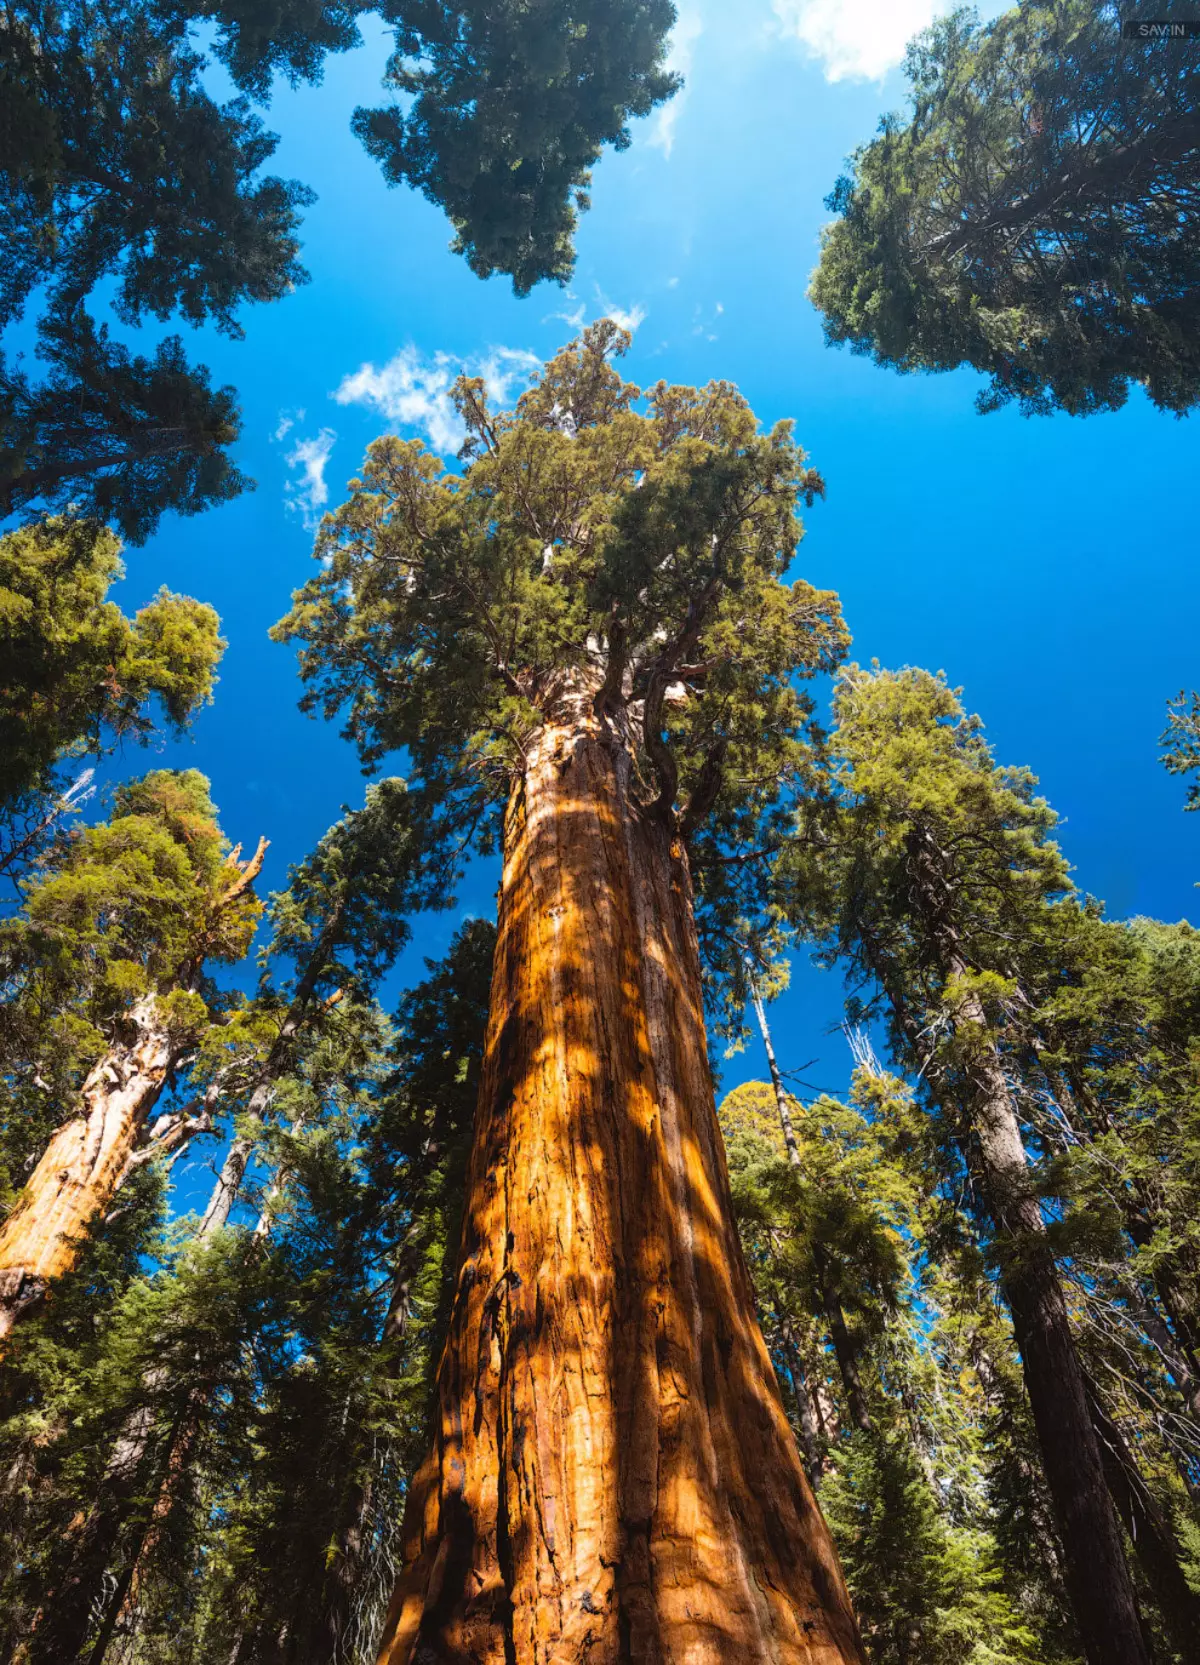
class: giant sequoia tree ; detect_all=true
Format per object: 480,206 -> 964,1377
811,0 -> 1200,416
275,323 -> 864,1662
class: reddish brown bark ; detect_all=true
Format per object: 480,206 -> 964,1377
377,698 -> 863,1665
0,996 -> 176,1342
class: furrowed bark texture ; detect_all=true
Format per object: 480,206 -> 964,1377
377,708 -> 863,1665
0,997 -> 174,1341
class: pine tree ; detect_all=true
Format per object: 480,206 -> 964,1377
786,664 -> 1152,1665
274,322 -> 863,1661
810,1 -> 1200,416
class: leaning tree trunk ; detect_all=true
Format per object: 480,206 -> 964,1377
376,697 -> 863,1665
0,996 -> 175,1342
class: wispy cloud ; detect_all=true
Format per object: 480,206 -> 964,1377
284,428 -> 336,529
648,3 -> 704,157
544,291 -> 588,332
600,297 -> 647,336
334,345 -> 541,455
273,408 -> 304,443
773,0 -> 946,82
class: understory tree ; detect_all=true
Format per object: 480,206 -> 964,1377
274,321 -> 864,1661
811,1 -> 1200,416
0,920 -> 494,1665
721,1057 -> 1061,1665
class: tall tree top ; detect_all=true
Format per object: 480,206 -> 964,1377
787,665 -> 1071,1001
275,324 -> 848,1003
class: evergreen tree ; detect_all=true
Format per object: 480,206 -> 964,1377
786,664 -> 1153,1665
1,0 -> 678,534
0,769 -> 265,1339
810,1 -> 1200,416
821,1429 -> 1040,1665
0,517 -> 223,818
353,0 -> 679,294
274,322 -> 864,1660
1163,691 -> 1200,810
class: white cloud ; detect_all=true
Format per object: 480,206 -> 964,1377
648,3 -> 704,157
334,345 -> 541,455
773,0 -> 947,82
273,408 -> 304,443
544,291 -> 587,332
285,428 -> 336,529
602,300 -> 647,335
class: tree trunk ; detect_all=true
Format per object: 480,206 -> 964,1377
0,996 -> 175,1342
778,1312 -> 824,1488
1085,1379 -> 1200,1664
901,823 -> 1151,1665
952,981 -> 1151,1665
376,700 -> 863,1664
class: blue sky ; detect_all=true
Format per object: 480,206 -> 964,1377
91,0 -> 1199,1156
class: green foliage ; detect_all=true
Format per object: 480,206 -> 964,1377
1163,691 -> 1200,812
70,921 -> 494,1665
261,776 -> 458,1003
274,322 -> 847,1023
0,517 -> 223,812
0,0 -> 313,535
0,0 -> 678,535
0,314 -> 250,542
719,1065 -> 1078,1660
0,769 -> 262,1195
354,0 -> 679,293
822,1429 -> 1040,1665
811,1 -> 1200,416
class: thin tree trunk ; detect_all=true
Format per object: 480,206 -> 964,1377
905,826 -> 1151,1665
749,981 -> 871,1433
376,696 -> 863,1664
200,915 -> 343,1238
778,1312 -> 824,1487
0,997 -> 175,1342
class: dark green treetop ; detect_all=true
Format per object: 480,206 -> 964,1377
274,323 -> 847,1015
1,1 -> 678,534
354,0 -> 679,293
787,663 -> 1069,1030
810,1 -> 1200,416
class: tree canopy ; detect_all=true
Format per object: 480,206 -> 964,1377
275,321 -> 847,1022
0,518 -> 223,816
1,0 -> 679,537
810,1 -> 1200,416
